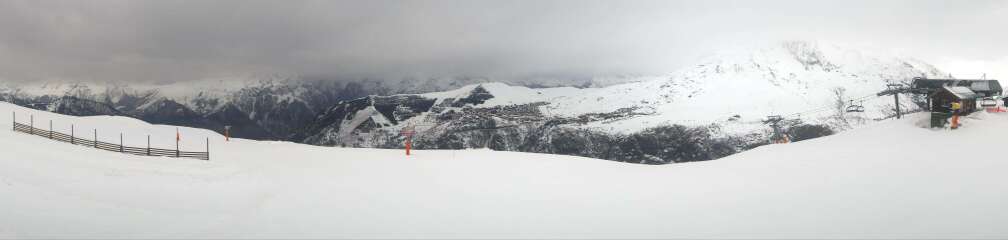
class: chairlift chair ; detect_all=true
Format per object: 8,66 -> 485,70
845,100 -> 865,113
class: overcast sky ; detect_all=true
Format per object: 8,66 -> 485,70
0,0 -> 1005,83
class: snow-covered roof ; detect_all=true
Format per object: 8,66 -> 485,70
944,86 -> 979,99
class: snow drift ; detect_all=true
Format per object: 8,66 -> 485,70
2,101 -> 1008,238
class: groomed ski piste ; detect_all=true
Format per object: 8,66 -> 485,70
2,100 -> 1008,239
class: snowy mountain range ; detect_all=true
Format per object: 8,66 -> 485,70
0,75 -> 502,140
289,41 -> 945,163
0,41 -> 946,163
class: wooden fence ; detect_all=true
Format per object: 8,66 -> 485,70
11,114 -> 209,161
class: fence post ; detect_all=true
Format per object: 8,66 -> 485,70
71,125 -> 75,144
49,120 -> 53,139
11,111 -> 14,131
94,129 -> 97,148
147,135 -> 151,156
176,136 -> 180,158
120,133 -> 124,153
30,115 -> 33,134
206,137 -> 210,161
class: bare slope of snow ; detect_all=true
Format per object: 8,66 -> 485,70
3,100 -> 1008,238
406,41 -> 943,135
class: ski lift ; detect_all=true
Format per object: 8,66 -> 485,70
764,115 -> 783,124
981,97 -> 998,107
763,115 -> 789,144
845,100 -> 865,113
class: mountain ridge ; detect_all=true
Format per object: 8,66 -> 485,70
1,40 -> 947,163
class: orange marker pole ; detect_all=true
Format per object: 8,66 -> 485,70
405,136 -> 412,156
401,126 -> 415,156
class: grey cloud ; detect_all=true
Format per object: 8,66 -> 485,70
0,0 -> 1005,83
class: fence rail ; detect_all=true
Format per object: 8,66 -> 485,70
11,117 -> 209,161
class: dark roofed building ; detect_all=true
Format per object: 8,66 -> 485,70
910,77 -> 1003,97
910,77 -> 1002,112
909,77 -> 1001,128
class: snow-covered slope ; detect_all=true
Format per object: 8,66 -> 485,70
414,41 -> 942,132
290,41 -> 944,164
4,98 -> 1008,238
